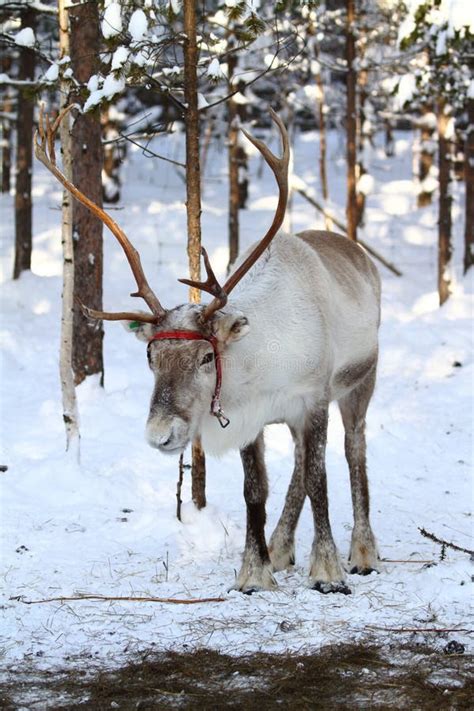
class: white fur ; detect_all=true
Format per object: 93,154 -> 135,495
199,232 -> 380,455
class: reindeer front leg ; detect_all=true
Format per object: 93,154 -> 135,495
305,407 -> 351,594
235,433 -> 276,593
269,429 -> 306,571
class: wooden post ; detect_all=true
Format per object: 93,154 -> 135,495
183,0 -> 206,510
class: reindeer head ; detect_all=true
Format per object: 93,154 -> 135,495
125,305 -> 249,452
35,107 -> 289,454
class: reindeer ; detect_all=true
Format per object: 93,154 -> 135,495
35,107 -> 381,595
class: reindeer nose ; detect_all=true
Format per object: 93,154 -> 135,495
146,415 -> 189,454
146,427 -> 173,449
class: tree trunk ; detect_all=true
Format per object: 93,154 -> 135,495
438,102 -> 452,306
69,0 -> 104,385
417,108 -> 436,208
1,56 -> 13,194
58,0 -> 80,452
356,65 -> 368,228
102,110 -> 122,204
183,0 -> 206,510
315,69 -> 329,204
228,52 -> 240,271
345,0 -> 357,242
464,99 -> 474,274
384,118 -> 394,158
1,90 -> 13,194
13,7 -> 35,279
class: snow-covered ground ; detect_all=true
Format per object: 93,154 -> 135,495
0,126 -> 472,670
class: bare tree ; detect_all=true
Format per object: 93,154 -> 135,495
228,51 -> 240,271
464,99 -> 474,274
13,5 -> 35,279
345,0 -> 357,242
227,53 -> 248,271
183,0 -> 206,510
57,0 -> 80,451
437,101 -> 452,305
69,0 -> 104,385
315,63 -> 329,205
417,107 -> 436,208
1,56 -> 13,194
102,110 -> 123,204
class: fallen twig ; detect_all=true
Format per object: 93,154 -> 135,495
367,625 -> 473,634
381,559 -> 434,564
418,527 -> 474,557
11,593 -> 226,605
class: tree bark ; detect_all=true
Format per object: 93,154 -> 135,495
102,109 -> 122,204
464,99 -> 474,274
437,102 -> 452,306
58,0 -> 80,452
384,118 -> 394,158
356,64 -> 369,228
228,52 -> 240,270
315,69 -> 329,205
1,56 -> 13,194
13,7 -> 35,279
417,107 -> 436,208
345,0 -> 357,242
1,90 -> 13,194
69,0 -> 104,385
183,0 -> 206,510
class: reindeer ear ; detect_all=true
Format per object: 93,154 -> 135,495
123,319 -> 157,343
212,310 -> 250,345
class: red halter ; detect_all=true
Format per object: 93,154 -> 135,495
148,330 -> 230,429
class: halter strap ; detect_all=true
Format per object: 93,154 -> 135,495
148,330 -> 230,429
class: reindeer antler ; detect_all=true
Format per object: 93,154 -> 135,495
34,105 -> 166,325
178,247 -> 227,309
180,109 -> 290,321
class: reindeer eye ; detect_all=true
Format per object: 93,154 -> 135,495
200,352 -> 214,366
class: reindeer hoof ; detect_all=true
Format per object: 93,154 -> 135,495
312,580 -> 352,595
350,566 -> 378,576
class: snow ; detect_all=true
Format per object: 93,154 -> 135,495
0,129 -> 472,672
399,0 -> 474,43
102,2 -> 122,40
207,58 -> 225,80
128,9 -> 148,42
14,27 -> 35,48
197,93 -> 209,109
87,74 -> 100,93
169,0 -> 182,14
111,46 -> 129,71
84,74 -> 125,112
42,63 -> 59,83
357,173 -> 375,196
396,73 -> 417,108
